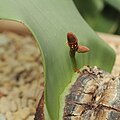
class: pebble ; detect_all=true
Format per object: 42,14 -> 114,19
0,87 -> 9,95
10,101 -> 17,112
0,97 -> 11,114
26,115 -> 35,120
10,87 -> 21,98
13,107 -> 30,120
21,83 -> 36,99
6,112 -> 13,120
0,35 -> 9,45
28,99 -> 35,107
14,98 -> 21,110
21,98 -> 27,109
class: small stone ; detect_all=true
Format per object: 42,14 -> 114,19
28,99 -> 36,113
28,99 -> 34,106
26,115 -> 34,120
21,98 -> 27,109
10,101 -> 17,112
0,35 -> 9,46
6,112 -> 13,120
14,97 -> 21,110
20,107 -> 30,119
13,107 -> 30,120
29,106 -> 36,114
9,87 -> 20,99
0,97 -> 11,114
0,86 -> 11,96
22,83 -> 35,99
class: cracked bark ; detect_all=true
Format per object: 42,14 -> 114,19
35,66 -> 120,120
64,66 -> 120,120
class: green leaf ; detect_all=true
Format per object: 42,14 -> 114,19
73,0 -> 119,33
0,0 -> 115,119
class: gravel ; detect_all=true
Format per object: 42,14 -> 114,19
0,32 -> 44,120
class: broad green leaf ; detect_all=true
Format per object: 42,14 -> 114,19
73,0 -> 119,33
0,0 -> 115,119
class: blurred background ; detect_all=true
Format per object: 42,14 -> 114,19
73,0 -> 120,34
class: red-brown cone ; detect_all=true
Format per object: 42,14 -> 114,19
77,45 -> 90,53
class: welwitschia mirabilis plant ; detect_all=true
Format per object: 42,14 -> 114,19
0,0 -> 115,119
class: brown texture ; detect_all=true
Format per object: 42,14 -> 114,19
63,66 -> 120,120
34,92 -> 44,120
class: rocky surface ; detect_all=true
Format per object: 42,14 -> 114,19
0,32 -> 44,120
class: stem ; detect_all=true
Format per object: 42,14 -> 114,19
69,50 -> 79,72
